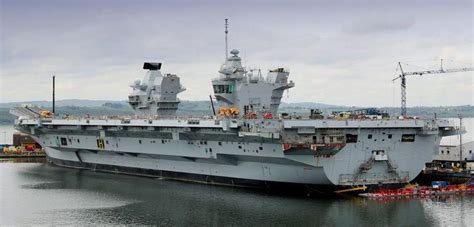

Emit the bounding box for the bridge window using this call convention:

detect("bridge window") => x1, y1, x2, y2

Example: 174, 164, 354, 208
213, 84, 234, 94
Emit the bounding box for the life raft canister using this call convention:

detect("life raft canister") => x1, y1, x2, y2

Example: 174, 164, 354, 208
282, 144, 292, 151
263, 113, 273, 119
245, 112, 257, 119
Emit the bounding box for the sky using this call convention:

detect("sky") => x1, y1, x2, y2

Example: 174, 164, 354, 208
0, 0, 473, 107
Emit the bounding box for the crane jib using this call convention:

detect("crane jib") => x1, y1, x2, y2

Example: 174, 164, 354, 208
394, 62, 473, 116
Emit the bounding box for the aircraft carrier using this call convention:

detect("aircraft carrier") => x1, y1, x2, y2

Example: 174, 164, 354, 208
10, 21, 460, 189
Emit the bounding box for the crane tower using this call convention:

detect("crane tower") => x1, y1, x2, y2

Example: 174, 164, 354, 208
392, 60, 473, 116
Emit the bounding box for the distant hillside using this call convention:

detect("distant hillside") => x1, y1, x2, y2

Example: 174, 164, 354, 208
0, 99, 126, 108
0, 99, 343, 109
280, 102, 342, 109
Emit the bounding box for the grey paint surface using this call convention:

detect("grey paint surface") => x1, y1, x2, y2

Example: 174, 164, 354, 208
11, 51, 460, 186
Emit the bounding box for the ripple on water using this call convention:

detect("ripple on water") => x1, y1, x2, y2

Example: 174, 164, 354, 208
2, 163, 474, 226
21, 181, 66, 189
421, 195, 474, 226
2, 186, 138, 225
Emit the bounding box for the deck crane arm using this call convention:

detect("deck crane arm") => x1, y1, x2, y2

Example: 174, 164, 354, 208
393, 61, 473, 116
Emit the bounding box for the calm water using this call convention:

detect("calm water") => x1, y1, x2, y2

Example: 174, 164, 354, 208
1, 119, 473, 225
0, 162, 473, 226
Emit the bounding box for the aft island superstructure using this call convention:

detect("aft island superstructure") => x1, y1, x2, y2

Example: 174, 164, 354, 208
10, 21, 460, 188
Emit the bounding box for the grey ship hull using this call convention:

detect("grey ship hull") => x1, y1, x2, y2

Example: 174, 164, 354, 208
8, 26, 465, 190
45, 149, 333, 190
15, 118, 458, 187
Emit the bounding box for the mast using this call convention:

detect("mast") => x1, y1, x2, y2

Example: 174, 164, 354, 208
52, 75, 56, 114
225, 18, 228, 60
209, 95, 216, 116
459, 114, 463, 163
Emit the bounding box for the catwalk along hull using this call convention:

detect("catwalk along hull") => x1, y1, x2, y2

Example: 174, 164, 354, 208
15, 118, 457, 187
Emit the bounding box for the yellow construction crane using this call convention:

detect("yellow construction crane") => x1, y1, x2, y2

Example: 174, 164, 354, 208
392, 60, 473, 116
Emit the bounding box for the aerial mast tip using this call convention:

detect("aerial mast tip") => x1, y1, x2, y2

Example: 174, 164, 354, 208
225, 19, 229, 60
52, 75, 56, 114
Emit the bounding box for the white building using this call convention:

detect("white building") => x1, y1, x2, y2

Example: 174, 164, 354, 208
434, 141, 474, 162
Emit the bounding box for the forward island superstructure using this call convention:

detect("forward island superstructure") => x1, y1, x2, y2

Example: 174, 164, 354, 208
10, 21, 460, 188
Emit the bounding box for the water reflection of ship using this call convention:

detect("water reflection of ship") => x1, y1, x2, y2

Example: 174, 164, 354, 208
15, 164, 440, 226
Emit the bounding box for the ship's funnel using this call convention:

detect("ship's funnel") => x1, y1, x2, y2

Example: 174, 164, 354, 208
143, 62, 162, 71
129, 62, 184, 117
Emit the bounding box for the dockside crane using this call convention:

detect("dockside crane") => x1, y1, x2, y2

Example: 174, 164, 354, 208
392, 60, 473, 116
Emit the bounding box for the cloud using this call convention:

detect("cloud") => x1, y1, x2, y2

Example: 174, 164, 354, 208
342, 16, 415, 35
0, 0, 472, 107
